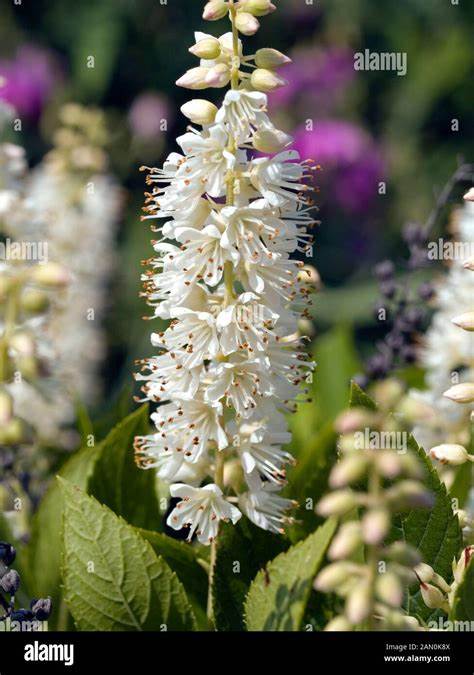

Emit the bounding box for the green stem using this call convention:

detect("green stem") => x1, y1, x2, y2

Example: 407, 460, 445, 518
0, 283, 19, 383
366, 465, 381, 631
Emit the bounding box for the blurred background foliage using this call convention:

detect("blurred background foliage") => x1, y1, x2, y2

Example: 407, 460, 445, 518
0, 0, 472, 441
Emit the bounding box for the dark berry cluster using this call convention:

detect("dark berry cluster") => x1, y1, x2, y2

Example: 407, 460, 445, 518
0, 541, 52, 629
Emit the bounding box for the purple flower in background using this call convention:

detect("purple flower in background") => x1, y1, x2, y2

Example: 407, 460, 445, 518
128, 92, 173, 139
269, 47, 355, 112
0, 45, 61, 120
293, 120, 385, 214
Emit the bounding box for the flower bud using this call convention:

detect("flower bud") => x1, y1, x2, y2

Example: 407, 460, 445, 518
0, 417, 29, 445
419, 581, 448, 611
375, 451, 403, 479
297, 264, 321, 289
30, 263, 70, 288
314, 562, 360, 592
324, 616, 353, 631
328, 521, 362, 560
255, 48, 291, 69
317, 490, 358, 517
430, 443, 472, 466
362, 508, 390, 545
453, 546, 474, 585
0, 569, 20, 595
20, 288, 50, 314
31, 597, 53, 621
329, 455, 368, 488
15, 354, 40, 381
0, 542, 16, 566
252, 128, 292, 153
443, 382, 474, 404
463, 187, 474, 202
176, 67, 210, 90
386, 481, 434, 510
181, 99, 218, 125
239, 0, 276, 16
372, 378, 404, 410
376, 572, 403, 608
251, 68, 288, 92
399, 453, 425, 480
385, 542, 421, 567
0, 275, 12, 303
203, 0, 228, 21
189, 37, 222, 60
414, 562, 435, 584
334, 408, 376, 434
205, 63, 231, 88
463, 256, 474, 271
452, 311, 474, 332
0, 389, 13, 426
235, 11, 260, 35
338, 433, 358, 454
9, 331, 35, 357
346, 580, 371, 624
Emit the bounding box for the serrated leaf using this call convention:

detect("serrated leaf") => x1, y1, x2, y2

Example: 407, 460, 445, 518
138, 528, 208, 625
27, 442, 101, 625
59, 478, 196, 631
450, 559, 474, 621
397, 437, 462, 621
88, 405, 161, 530
244, 517, 337, 631
212, 520, 288, 631
349, 381, 378, 411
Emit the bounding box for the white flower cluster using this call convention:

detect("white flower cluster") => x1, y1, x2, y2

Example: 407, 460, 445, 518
411, 199, 474, 452
3, 105, 121, 439
135, 0, 317, 545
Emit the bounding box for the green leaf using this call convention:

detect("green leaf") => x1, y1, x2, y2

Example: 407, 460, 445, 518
398, 437, 462, 621
59, 478, 196, 631
450, 559, 474, 621
212, 520, 288, 631
349, 381, 378, 411
138, 528, 208, 624
244, 518, 337, 631
27, 442, 101, 624
88, 405, 161, 530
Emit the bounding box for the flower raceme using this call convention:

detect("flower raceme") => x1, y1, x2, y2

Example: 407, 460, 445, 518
134, 0, 317, 544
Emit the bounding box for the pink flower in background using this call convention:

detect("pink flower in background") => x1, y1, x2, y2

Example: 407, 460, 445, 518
293, 120, 385, 214
0, 45, 61, 120
269, 47, 355, 112
128, 92, 173, 139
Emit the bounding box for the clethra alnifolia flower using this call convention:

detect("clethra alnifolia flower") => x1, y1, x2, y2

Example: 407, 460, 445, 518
134, 0, 317, 545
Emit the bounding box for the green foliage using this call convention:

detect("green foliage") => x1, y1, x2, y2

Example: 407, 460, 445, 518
450, 560, 474, 622
212, 520, 288, 631
88, 405, 160, 530
244, 518, 337, 631
59, 478, 195, 631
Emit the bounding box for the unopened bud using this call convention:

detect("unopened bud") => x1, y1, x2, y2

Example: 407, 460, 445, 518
372, 378, 404, 410
239, 0, 276, 16
20, 288, 50, 314
385, 542, 421, 567
334, 408, 376, 434
251, 68, 287, 92
452, 311, 474, 332
9, 331, 35, 357
189, 37, 222, 60
181, 99, 218, 125
346, 580, 371, 624
314, 562, 360, 592
0, 542, 16, 566
419, 582, 449, 611
376, 572, 403, 608
176, 67, 210, 90
329, 455, 368, 488
203, 0, 228, 21
30, 263, 70, 288
328, 521, 362, 560
235, 11, 260, 35
386, 481, 433, 510
430, 443, 472, 466
252, 127, 292, 153
463, 256, 474, 271
362, 508, 390, 545
453, 546, 474, 585
31, 597, 53, 621
0, 569, 20, 595
317, 490, 358, 517
443, 382, 474, 404
297, 265, 321, 289
15, 354, 39, 381
0, 417, 28, 445
255, 48, 291, 69
376, 451, 403, 479
463, 187, 474, 202
205, 63, 231, 88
